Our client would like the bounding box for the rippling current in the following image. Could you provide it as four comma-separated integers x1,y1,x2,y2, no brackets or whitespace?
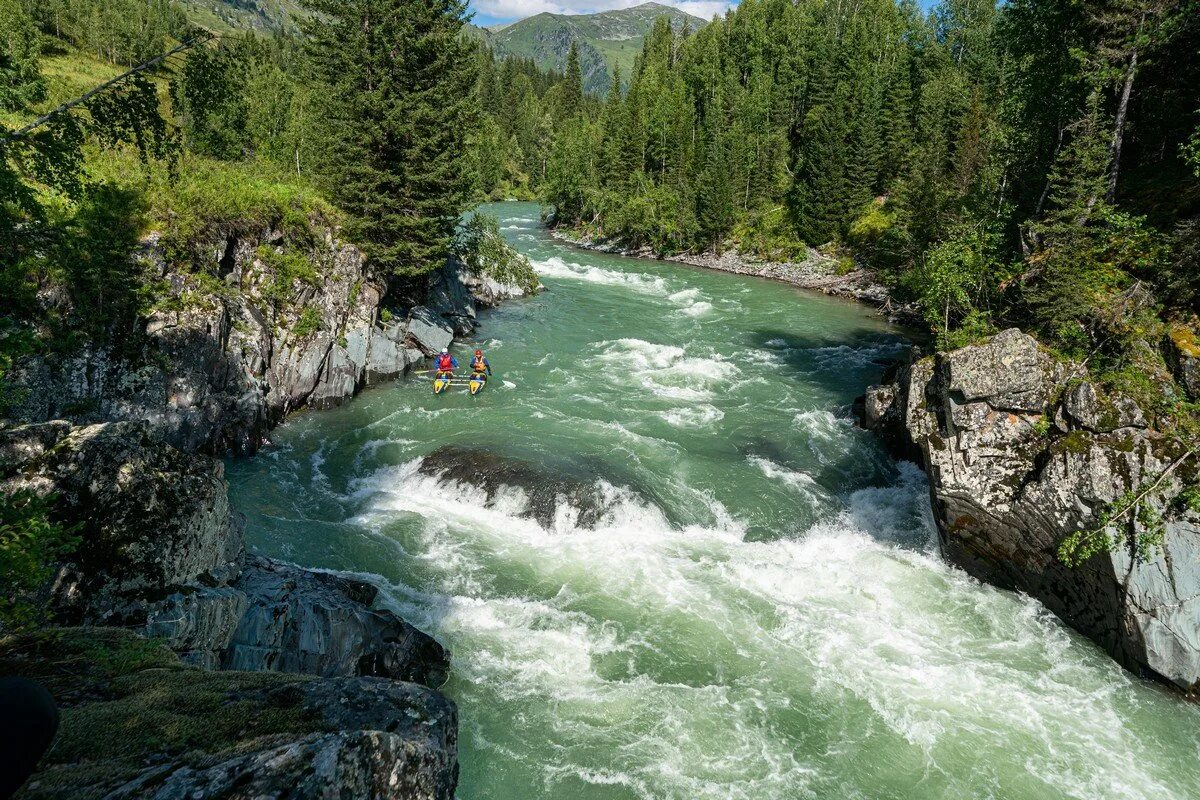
227,202,1200,799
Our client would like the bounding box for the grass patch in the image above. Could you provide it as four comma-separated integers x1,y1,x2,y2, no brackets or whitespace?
1,628,323,800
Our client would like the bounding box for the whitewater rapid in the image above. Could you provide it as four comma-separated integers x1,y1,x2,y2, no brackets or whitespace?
228,202,1200,800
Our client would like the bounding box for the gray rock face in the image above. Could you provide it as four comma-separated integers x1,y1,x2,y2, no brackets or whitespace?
427,256,478,335
0,420,241,619
104,677,457,800
406,306,455,356
5,233,483,455
861,329,1200,692
225,556,449,686
0,421,451,689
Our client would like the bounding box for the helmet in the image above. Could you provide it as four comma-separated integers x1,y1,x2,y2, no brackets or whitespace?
474,349,483,356
440,348,448,354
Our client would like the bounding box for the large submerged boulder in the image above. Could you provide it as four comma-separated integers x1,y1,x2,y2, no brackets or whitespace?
860,329,1200,691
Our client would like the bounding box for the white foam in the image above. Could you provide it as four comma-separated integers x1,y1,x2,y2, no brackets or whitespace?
593,339,737,401
532,256,668,295
660,405,724,428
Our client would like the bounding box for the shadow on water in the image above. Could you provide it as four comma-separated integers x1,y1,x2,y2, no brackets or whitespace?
745,326,913,384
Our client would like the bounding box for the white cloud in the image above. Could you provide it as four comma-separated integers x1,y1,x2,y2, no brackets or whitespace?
472,0,734,24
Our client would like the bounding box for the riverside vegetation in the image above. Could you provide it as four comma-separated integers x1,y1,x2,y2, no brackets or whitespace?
2,0,1200,796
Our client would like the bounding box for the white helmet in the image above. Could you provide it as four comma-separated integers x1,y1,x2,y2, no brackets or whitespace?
440,348,449,354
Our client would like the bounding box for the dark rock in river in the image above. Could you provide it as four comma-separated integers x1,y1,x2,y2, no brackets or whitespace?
419,445,615,529
860,328,1200,692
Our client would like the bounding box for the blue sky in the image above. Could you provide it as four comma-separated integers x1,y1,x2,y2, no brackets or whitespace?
468,0,936,30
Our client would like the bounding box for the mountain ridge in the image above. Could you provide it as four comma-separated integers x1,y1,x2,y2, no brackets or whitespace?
488,2,709,93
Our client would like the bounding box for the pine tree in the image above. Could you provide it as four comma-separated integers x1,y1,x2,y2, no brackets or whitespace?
0,0,46,111
303,0,477,279
562,41,583,120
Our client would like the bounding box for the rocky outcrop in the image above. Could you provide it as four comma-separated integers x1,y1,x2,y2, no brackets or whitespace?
0,420,450,687
1,629,457,800
110,679,458,800
223,556,449,686
861,329,1200,691
419,445,619,529
7,227,442,455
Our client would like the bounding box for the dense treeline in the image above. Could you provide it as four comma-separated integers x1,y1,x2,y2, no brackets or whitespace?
535,0,1200,396
4,0,1200,421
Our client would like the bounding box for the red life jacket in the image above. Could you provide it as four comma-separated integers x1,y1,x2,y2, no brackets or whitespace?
437,354,454,371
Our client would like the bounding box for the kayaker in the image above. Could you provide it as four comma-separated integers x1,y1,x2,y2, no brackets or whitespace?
470,349,492,377
433,349,458,377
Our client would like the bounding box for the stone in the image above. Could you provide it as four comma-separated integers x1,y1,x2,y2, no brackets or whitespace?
427,256,477,335
224,556,450,686
0,421,241,620
405,306,455,356
861,328,1200,693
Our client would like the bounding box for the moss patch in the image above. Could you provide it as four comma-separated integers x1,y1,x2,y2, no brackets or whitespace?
1170,325,1200,358
0,628,325,800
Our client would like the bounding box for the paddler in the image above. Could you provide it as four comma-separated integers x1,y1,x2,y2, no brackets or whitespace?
469,349,492,378
432,348,458,378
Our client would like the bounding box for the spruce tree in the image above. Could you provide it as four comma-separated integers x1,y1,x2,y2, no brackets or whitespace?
303,0,477,279
562,42,584,119
0,0,46,111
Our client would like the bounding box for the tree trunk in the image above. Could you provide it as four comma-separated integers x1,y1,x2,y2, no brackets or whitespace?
1106,41,1139,202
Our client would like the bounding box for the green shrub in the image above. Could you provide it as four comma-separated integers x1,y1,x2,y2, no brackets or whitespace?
0,490,79,633
454,212,539,294
292,307,320,338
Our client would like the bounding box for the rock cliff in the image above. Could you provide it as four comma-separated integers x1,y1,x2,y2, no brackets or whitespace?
7,226,503,456
861,329,1200,691
0,420,450,686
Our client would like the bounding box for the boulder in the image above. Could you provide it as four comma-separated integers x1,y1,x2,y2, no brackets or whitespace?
224,556,450,686
405,306,455,356
427,256,477,335
861,329,1200,692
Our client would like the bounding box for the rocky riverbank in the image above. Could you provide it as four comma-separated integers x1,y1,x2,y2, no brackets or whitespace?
859,329,1200,693
549,226,919,325
7,222,531,456
1,218,533,797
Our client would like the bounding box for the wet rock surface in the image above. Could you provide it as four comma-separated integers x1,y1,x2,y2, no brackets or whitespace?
860,329,1200,691
419,445,617,529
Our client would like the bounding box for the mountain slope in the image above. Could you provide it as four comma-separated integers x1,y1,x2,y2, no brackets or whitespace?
491,2,709,93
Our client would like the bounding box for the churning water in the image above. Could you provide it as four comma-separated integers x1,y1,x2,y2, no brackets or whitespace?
227,202,1200,800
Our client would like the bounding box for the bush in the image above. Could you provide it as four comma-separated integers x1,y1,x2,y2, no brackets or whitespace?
0,490,79,633
454,212,539,294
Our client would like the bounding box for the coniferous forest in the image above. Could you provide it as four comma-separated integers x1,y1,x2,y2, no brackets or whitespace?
527,0,1200,375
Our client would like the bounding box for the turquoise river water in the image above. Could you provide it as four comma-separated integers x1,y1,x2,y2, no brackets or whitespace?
227,202,1200,800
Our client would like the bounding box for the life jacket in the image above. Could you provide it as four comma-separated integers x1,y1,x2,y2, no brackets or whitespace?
437,353,454,371
471,356,486,372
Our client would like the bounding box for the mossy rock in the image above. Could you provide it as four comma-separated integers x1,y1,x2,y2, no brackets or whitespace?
1,628,321,800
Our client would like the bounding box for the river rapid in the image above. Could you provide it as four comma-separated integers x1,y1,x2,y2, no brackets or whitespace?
227,202,1200,800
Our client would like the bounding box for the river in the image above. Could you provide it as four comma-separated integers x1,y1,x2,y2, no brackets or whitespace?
226,201,1200,800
